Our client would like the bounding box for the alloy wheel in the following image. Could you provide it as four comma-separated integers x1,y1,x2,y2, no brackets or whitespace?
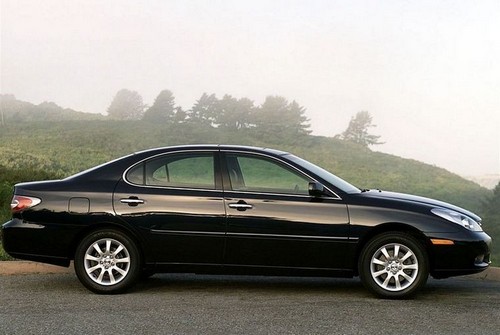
83,238,131,286
370,242,419,292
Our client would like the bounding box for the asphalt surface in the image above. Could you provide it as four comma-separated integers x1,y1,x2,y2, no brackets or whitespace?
1,273,499,335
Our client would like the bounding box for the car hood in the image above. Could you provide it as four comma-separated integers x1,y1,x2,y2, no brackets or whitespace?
354,190,481,221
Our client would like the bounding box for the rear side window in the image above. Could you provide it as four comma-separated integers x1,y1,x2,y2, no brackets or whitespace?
126,164,144,184
126,153,215,189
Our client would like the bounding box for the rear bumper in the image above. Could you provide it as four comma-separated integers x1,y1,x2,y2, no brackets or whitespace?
428,231,491,278
2,218,75,267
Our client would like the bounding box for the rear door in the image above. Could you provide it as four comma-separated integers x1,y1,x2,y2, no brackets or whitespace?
113,149,226,265
222,151,352,270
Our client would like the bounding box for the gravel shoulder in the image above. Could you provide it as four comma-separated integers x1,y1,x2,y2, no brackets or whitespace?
0,261,73,275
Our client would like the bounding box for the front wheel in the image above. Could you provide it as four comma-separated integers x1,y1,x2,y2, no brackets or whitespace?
359,232,429,299
74,229,141,294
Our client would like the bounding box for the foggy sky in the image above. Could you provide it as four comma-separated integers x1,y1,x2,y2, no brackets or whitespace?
1,0,499,176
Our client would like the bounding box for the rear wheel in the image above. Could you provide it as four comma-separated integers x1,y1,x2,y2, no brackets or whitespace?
74,229,141,294
359,232,429,299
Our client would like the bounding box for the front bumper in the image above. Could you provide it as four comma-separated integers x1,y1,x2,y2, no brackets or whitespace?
428,231,492,278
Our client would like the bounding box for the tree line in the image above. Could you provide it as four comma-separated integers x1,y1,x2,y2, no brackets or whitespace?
106,89,311,136
107,89,383,146
1,91,383,147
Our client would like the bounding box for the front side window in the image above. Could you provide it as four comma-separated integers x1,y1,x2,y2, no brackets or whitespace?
226,154,310,195
126,153,215,189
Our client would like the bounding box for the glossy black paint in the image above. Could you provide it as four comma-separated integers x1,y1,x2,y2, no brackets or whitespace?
2,145,492,279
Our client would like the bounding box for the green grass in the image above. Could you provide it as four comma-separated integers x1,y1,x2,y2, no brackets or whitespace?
0,230,14,261
483,215,499,266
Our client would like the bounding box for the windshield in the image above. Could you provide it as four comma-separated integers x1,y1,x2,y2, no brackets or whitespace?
286,154,360,194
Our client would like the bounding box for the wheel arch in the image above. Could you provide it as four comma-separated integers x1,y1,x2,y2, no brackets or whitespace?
353,222,431,276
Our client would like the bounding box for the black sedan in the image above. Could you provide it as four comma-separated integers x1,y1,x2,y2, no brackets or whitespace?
2,145,492,298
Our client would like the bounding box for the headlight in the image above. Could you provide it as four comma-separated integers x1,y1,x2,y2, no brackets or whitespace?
431,208,483,232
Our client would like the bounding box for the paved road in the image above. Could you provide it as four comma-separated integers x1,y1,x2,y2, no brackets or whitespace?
1,273,499,334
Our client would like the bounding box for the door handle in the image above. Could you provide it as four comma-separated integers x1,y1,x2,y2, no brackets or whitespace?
228,201,253,211
120,197,145,206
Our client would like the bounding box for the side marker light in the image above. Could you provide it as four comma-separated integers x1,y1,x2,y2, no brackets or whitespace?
430,239,455,245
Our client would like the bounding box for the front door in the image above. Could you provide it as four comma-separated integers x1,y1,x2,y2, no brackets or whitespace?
222,151,352,270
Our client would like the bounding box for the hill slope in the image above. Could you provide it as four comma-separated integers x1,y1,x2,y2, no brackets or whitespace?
0,120,491,210
1,94,105,122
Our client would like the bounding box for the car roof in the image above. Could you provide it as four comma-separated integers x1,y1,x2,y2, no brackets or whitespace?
133,144,289,157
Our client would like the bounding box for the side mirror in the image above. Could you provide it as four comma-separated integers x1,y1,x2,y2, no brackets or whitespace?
308,182,325,197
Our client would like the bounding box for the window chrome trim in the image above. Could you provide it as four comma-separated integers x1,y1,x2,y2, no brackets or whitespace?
121,147,343,200
224,190,336,199
121,184,224,193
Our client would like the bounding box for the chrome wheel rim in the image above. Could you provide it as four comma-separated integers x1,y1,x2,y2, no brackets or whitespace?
84,238,130,286
370,243,419,292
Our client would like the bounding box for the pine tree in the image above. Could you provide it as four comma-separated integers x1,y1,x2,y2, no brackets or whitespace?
253,96,310,135
187,93,218,126
338,111,383,146
143,90,176,123
107,89,145,120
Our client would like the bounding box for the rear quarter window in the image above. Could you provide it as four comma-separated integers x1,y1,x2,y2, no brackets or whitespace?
126,153,215,189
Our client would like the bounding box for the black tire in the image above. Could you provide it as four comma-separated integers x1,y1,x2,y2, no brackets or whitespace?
74,229,141,294
359,232,429,299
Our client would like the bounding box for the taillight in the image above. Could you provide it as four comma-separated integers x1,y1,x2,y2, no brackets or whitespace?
10,195,42,213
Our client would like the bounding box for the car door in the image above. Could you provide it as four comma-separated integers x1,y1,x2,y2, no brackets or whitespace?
113,150,226,265
222,151,352,270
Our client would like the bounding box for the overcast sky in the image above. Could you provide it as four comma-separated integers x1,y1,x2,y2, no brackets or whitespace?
1,0,499,176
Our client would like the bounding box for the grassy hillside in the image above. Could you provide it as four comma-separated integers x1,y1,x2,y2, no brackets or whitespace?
0,120,490,209
486,221,499,266
0,120,497,264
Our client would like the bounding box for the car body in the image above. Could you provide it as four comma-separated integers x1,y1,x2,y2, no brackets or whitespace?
2,145,492,298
